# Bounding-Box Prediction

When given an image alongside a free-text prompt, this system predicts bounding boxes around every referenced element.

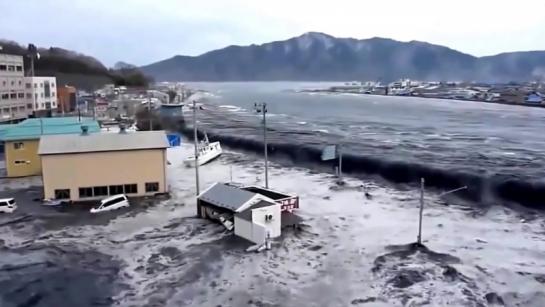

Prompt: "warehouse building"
[1,117,100,177]
[38,129,169,201]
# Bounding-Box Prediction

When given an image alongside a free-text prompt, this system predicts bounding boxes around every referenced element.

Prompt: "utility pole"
[417,178,425,245]
[254,102,269,188]
[416,178,467,245]
[193,100,200,195]
[148,94,152,131]
[337,144,343,184]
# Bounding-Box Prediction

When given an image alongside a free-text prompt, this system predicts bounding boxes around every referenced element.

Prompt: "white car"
[90,194,130,213]
[0,198,17,213]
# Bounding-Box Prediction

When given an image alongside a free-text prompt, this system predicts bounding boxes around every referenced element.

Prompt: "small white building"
[25,76,58,112]
[234,200,281,244]
[197,182,281,244]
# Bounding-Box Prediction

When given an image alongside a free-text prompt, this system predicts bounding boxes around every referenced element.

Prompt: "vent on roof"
[81,125,89,135]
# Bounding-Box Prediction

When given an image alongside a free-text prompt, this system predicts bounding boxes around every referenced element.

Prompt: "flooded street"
[1,145,544,306]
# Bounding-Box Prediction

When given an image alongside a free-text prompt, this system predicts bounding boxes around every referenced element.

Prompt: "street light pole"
[193,100,200,196]
[254,102,268,188]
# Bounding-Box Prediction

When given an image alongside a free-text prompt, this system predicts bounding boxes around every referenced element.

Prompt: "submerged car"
[0,198,17,213]
[90,194,130,213]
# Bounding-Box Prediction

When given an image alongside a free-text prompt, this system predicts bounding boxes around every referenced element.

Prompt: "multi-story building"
[57,85,77,113]
[25,76,58,114]
[0,53,30,122]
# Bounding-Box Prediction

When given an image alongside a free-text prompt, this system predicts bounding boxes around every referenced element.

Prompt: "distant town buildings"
[0,54,30,121]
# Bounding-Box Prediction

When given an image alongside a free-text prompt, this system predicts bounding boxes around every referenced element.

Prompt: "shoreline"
[300,89,545,109]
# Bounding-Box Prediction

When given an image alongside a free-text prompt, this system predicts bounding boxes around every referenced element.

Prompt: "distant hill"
[0,40,152,89]
[140,32,545,82]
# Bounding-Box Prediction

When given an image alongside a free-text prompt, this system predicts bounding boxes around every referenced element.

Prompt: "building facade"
[39,130,169,201]
[0,54,30,122]
[57,85,77,113]
[1,117,100,177]
[25,76,58,114]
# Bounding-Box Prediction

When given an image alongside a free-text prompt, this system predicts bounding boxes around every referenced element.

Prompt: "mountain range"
[140,32,545,82]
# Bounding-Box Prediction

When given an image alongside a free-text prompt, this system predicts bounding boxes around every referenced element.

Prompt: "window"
[52,91,55,97]
[18,80,22,85]
[1,94,8,100]
[40,93,44,98]
[10,93,16,99]
[10,81,14,86]
[34,83,37,88]
[109,185,124,195]
[93,186,108,197]
[145,182,159,193]
[27,103,32,109]
[17,93,24,99]
[35,93,37,99]
[40,83,43,88]
[35,103,38,109]
[16,66,22,72]
[7,65,15,71]
[2,81,5,86]
[124,184,138,194]
[13,142,24,150]
[41,103,45,108]
[26,93,32,99]
[18,106,24,111]
[25,83,31,89]
[14,160,29,165]
[0,65,6,71]
[78,187,93,198]
[54,189,70,200]
[52,83,55,87]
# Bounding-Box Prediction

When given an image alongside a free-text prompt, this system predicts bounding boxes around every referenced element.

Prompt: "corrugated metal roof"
[1,117,100,141]
[38,130,169,155]
[198,182,257,211]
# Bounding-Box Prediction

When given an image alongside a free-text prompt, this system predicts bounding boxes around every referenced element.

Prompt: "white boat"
[184,133,222,167]
[90,194,130,213]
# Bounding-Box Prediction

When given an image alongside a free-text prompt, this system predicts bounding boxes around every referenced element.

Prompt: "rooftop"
[198,182,257,212]
[38,130,169,155]
[0,117,100,141]
[235,200,278,222]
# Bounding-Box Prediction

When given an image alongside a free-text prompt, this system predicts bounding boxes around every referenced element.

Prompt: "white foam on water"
[2,144,544,306]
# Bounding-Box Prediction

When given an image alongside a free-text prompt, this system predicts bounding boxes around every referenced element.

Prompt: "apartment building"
[0,54,30,122]
[25,76,58,114]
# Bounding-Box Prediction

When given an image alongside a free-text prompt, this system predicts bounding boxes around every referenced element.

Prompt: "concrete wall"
[252,204,281,239]
[234,216,253,242]
[5,139,41,177]
[41,149,167,201]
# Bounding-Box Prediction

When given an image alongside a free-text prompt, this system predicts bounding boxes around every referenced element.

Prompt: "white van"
[90,194,130,213]
[0,198,17,213]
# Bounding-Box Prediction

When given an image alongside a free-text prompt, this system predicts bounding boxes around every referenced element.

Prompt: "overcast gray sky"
[1,0,545,67]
